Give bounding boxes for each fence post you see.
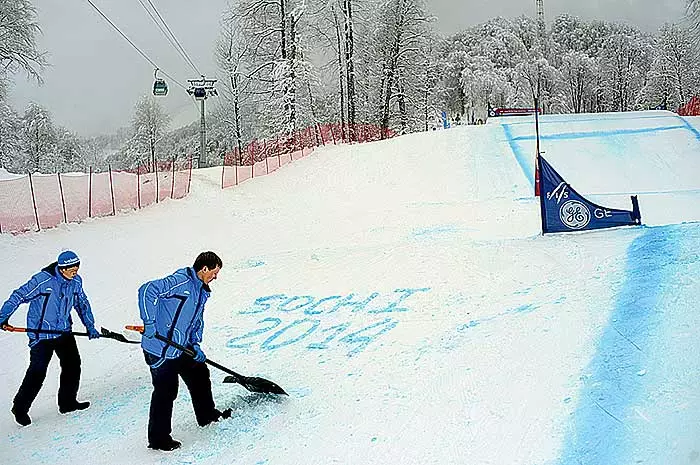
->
[137,166,141,209]
[154,159,159,204]
[329,123,336,145]
[234,149,239,186]
[108,164,116,216]
[187,156,193,194]
[57,173,68,224]
[221,153,226,190]
[317,123,325,146]
[89,166,93,218]
[276,136,281,166]
[28,172,40,231]
[170,157,175,198]
[251,141,256,179]
[265,140,270,174]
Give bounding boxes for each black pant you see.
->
[144,351,217,444]
[13,334,82,413]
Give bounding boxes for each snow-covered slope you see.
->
[1,111,699,465]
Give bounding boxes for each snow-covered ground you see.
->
[1,111,699,465]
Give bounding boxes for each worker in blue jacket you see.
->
[139,251,231,452]
[0,250,100,427]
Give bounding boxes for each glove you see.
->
[87,327,100,340]
[0,318,9,330]
[143,323,156,339]
[192,344,206,363]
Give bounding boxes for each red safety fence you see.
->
[222,123,394,189]
[0,157,192,234]
[678,96,700,116]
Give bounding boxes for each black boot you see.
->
[11,406,31,427]
[148,438,182,452]
[59,401,90,414]
[198,408,232,427]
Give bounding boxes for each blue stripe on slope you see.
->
[502,124,534,189]
[510,125,686,142]
[556,226,679,465]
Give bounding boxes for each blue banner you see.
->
[538,156,642,234]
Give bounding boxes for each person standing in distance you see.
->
[0,250,100,427]
[139,251,231,452]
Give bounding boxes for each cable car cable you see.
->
[144,0,201,76]
[83,0,188,91]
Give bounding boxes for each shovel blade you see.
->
[223,375,288,396]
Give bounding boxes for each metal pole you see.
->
[534,97,542,198]
[28,172,40,231]
[534,97,541,159]
[199,99,206,170]
[57,173,67,224]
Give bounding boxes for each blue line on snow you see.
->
[556,226,678,465]
[510,125,686,142]
[498,113,677,127]
[501,124,534,189]
[673,115,700,142]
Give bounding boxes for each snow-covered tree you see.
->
[0,0,47,82]
[56,129,84,172]
[558,51,597,113]
[374,0,432,135]
[599,27,654,111]
[515,56,559,111]
[0,101,23,172]
[688,0,700,45]
[461,56,514,122]
[114,96,170,170]
[21,103,58,173]
[640,23,698,110]
[215,15,251,161]
[226,0,311,138]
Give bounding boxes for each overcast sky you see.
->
[8,0,689,136]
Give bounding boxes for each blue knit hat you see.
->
[57,250,80,268]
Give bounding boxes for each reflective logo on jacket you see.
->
[0,263,95,346]
[138,267,210,365]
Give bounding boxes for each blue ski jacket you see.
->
[138,267,210,366]
[0,263,96,346]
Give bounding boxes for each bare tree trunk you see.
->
[332,6,348,142]
[343,0,357,141]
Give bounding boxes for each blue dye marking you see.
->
[673,115,700,142]
[511,303,537,314]
[500,113,677,127]
[246,259,266,268]
[413,225,458,238]
[261,318,320,351]
[510,125,686,142]
[556,226,679,465]
[502,124,535,188]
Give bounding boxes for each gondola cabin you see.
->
[153,78,168,96]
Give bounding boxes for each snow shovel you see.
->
[125,325,287,396]
[1,324,140,344]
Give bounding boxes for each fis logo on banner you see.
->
[538,156,642,234]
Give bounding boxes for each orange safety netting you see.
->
[0,158,192,234]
